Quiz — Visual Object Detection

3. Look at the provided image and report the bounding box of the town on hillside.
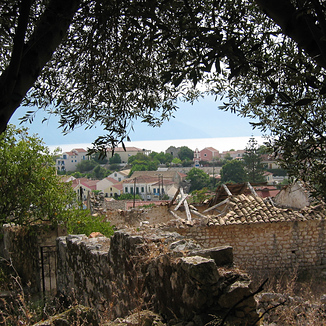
[55,143,288,208]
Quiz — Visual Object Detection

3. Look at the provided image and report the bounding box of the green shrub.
[66,208,114,237]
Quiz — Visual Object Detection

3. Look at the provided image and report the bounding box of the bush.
[117,193,143,200]
[66,208,114,237]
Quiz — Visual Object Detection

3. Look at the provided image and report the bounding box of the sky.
[10,95,265,153]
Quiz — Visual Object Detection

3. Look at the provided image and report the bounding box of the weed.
[250,268,326,325]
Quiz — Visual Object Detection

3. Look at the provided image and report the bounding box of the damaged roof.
[206,194,326,226]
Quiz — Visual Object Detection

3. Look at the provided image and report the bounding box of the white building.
[107,170,130,182]
[56,148,89,172]
[122,175,177,200]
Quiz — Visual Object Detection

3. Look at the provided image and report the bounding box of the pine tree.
[243,137,266,183]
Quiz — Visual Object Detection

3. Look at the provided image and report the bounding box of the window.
[141,187,144,193]
[118,178,121,181]
[153,188,156,194]
[130,187,133,194]
[63,154,67,159]
[114,173,117,177]
[62,161,65,165]
[136,187,139,194]
[71,160,73,162]
[204,153,207,156]
[125,187,128,193]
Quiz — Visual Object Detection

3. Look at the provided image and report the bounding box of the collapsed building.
[2,182,326,325]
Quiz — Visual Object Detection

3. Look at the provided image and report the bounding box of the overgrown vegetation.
[0,125,78,227]
[251,269,326,325]
[66,209,114,237]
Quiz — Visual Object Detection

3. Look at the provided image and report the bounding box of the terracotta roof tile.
[207,195,326,225]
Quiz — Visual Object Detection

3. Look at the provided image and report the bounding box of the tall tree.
[220,160,247,184]
[178,146,194,162]
[186,168,210,192]
[243,137,265,183]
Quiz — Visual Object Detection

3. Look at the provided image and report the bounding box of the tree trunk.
[0,0,81,134]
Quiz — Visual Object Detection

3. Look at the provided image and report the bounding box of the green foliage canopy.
[109,153,121,164]
[75,159,97,173]
[0,125,76,226]
[186,168,210,192]
[117,193,142,200]
[2,0,326,197]
[220,160,247,184]
[128,153,159,174]
[66,209,114,237]
[178,146,194,162]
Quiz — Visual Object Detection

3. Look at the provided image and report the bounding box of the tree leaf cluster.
[0,125,77,226]
[2,0,326,198]
[186,167,210,192]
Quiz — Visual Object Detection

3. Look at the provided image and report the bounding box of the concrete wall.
[56,230,259,325]
[170,219,326,273]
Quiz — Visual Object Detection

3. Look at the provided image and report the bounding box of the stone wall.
[1,224,66,293]
[56,230,259,325]
[169,219,326,273]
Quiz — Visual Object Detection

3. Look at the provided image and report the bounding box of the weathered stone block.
[188,246,233,267]
[179,256,220,284]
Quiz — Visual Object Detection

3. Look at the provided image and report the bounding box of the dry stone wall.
[1,224,66,293]
[56,229,259,325]
[169,219,326,273]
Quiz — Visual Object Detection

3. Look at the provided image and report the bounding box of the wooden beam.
[178,188,191,221]
[247,182,258,197]
[203,198,230,213]
[174,188,188,211]
[222,184,232,196]
[169,187,180,208]
[190,209,207,219]
[169,210,182,220]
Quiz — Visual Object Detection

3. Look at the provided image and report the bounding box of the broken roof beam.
[222,184,232,196]
[247,182,258,197]
[180,188,191,221]
[169,187,180,208]
[169,210,182,220]
[190,209,207,219]
[174,188,188,211]
[203,197,230,213]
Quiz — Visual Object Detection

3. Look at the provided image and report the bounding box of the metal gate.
[40,245,57,296]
